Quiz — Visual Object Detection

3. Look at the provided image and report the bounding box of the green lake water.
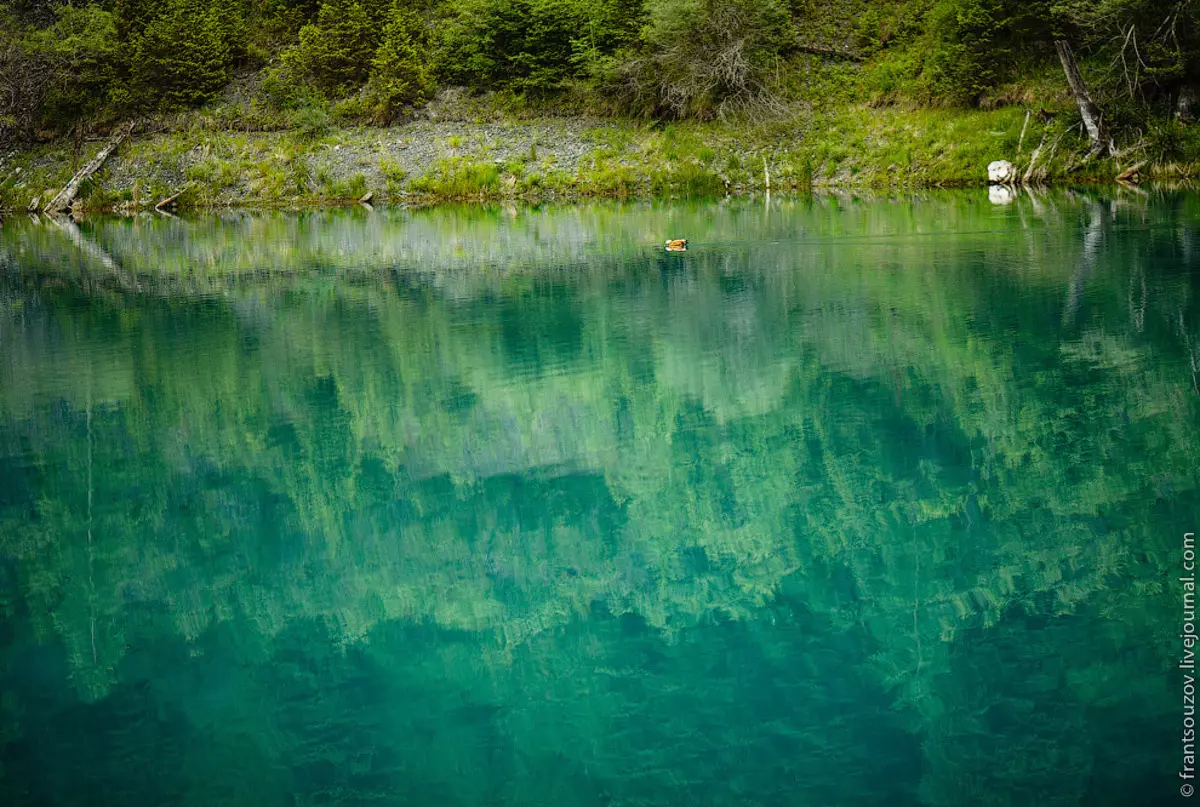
[1,190,1198,806]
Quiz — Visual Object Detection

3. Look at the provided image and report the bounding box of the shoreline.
[3,110,1196,216]
[12,179,1187,222]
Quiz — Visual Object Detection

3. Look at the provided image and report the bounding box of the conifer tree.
[284,0,376,95]
[133,0,231,107]
[367,5,434,118]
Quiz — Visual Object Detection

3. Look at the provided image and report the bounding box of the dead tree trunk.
[1055,40,1112,159]
[45,122,133,215]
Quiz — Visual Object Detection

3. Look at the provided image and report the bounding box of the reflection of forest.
[1,191,1198,805]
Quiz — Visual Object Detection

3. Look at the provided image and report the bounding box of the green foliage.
[855,0,1056,107]
[409,156,502,197]
[283,0,376,96]
[0,9,53,141]
[436,0,645,93]
[2,0,1198,166]
[379,156,407,195]
[132,0,233,108]
[33,6,120,126]
[366,5,435,120]
[292,101,332,139]
[209,0,249,62]
[1145,116,1200,164]
[1051,0,1200,103]
[114,0,169,43]
[610,0,793,119]
[918,0,1007,105]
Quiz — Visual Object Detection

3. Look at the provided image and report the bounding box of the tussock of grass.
[409,157,501,199]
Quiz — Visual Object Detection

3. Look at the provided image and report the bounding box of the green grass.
[379,158,407,197]
[409,157,502,200]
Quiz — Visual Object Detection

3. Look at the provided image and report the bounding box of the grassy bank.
[3,96,1199,214]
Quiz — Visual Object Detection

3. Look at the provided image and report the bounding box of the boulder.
[988,160,1015,184]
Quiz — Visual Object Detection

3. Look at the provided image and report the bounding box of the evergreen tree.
[114,0,169,45]
[284,0,376,95]
[367,5,434,118]
[132,0,232,107]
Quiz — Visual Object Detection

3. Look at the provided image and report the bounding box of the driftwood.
[1054,41,1112,159]
[155,189,184,211]
[45,122,133,214]
[1022,131,1048,184]
[1116,161,1147,183]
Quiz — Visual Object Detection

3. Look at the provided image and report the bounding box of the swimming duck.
[665,239,688,251]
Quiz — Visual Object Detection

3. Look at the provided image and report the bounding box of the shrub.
[292,101,332,139]
[1146,117,1200,164]
[34,5,120,128]
[0,9,55,142]
[379,157,407,195]
[610,0,792,119]
[907,0,1054,107]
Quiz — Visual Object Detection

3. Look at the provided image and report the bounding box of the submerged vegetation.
[1,0,1199,209]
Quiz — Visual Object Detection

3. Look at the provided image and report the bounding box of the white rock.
[988,160,1015,184]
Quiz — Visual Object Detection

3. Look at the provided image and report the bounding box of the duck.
[665,239,688,251]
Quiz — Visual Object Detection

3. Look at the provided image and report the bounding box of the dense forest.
[1,0,1198,151]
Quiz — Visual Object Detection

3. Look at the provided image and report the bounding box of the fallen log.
[155,189,184,211]
[45,122,133,215]
[1116,160,1147,184]
[1022,131,1048,184]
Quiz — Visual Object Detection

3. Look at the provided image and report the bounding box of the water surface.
[1,191,1199,806]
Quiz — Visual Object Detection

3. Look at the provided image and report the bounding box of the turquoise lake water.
[0,190,1198,805]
